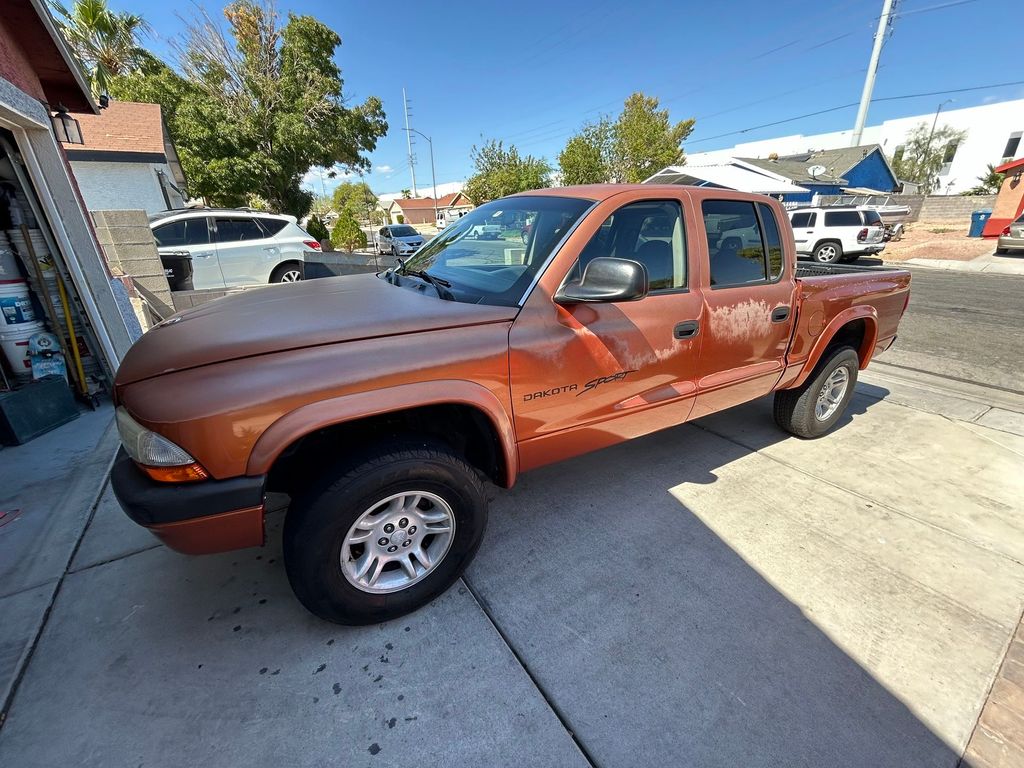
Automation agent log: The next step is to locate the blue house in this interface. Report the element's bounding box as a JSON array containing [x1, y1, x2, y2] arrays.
[[738, 144, 899, 204]]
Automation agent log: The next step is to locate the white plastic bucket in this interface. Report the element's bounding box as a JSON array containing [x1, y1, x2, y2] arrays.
[[0, 246, 20, 282], [0, 320, 44, 378], [0, 281, 36, 327]]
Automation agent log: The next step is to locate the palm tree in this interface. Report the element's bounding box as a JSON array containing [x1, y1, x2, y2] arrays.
[[50, 0, 150, 98]]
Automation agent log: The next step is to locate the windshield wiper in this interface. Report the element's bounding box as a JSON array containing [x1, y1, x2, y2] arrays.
[[405, 268, 454, 300]]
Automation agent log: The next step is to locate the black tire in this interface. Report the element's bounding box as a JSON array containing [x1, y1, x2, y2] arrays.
[[283, 439, 488, 625], [773, 346, 859, 439], [391, 245, 399, 259], [270, 261, 303, 283], [813, 241, 843, 263], [840, 253, 861, 263], [996, 247, 1009, 255]]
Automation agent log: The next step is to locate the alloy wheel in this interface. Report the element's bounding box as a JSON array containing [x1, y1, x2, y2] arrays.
[[814, 366, 850, 421]]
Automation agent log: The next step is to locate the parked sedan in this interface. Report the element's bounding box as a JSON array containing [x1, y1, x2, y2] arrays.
[[375, 225, 425, 258], [996, 213, 1024, 254]]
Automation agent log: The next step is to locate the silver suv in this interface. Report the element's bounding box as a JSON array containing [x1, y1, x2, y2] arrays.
[[150, 209, 321, 289]]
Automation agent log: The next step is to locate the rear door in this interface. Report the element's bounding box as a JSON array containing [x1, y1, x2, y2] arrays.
[[790, 211, 816, 253], [213, 215, 277, 286], [823, 209, 863, 252], [692, 197, 796, 419], [151, 216, 223, 289]]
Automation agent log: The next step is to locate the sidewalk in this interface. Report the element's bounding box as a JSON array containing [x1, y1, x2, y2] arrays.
[[0, 374, 1022, 767], [905, 249, 1024, 276]]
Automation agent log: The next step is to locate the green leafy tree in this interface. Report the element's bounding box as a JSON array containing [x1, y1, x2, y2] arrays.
[[612, 92, 695, 183], [330, 212, 366, 252], [558, 117, 614, 185], [400, 189, 412, 199], [961, 163, 1005, 195], [890, 122, 968, 194], [110, 1, 386, 217], [332, 181, 378, 223], [557, 93, 695, 185], [51, 0, 150, 98], [463, 140, 552, 204], [306, 214, 329, 242]]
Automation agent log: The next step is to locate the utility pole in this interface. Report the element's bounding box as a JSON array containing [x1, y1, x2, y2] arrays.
[[851, 0, 896, 147], [406, 128, 438, 225], [402, 88, 418, 197]]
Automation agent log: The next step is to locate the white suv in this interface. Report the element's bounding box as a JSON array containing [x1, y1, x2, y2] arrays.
[[150, 209, 321, 290], [788, 206, 885, 263]]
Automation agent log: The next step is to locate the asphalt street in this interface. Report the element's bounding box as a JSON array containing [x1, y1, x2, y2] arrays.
[[882, 266, 1024, 392]]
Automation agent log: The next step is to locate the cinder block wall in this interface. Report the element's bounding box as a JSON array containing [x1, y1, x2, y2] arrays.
[[917, 194, 996, 221], [91, 210, 172, 315]]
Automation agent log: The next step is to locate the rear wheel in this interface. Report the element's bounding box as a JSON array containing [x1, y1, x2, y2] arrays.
[[270, 261, 303, 283], [996, 247, 1009, 255], [773, 346, 859, 438], [283, 439, 488, 625], [813, 241, 843, 264]]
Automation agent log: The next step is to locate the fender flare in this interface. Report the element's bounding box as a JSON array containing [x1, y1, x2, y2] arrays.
[[792, 305, 878, 388], [246, 380, 518, 486]]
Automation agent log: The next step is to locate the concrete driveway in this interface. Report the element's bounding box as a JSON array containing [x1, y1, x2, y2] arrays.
[[0, 373, 1022, 767]]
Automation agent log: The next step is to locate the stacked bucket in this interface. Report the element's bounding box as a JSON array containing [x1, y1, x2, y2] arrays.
[[0, 231, 42, 382]]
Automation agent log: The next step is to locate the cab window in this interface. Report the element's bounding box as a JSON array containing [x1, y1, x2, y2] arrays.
[[703, 200, 767, 286], [757, 203, 784, 280], [573, 200, 686, 291]]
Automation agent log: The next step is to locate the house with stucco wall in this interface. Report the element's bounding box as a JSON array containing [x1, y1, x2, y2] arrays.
[[67, 100, 187, 214]]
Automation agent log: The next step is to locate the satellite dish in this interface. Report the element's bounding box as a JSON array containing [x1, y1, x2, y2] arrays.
[[808, 164, 827, 179]]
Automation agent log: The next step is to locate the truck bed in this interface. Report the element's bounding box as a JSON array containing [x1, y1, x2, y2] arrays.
[[794, 261, 905, 278]]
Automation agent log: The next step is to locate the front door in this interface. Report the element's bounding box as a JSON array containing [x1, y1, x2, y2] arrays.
[[509, 196, 704, 471], [151, 216, 223, 289], [692, 197, 796, 419]]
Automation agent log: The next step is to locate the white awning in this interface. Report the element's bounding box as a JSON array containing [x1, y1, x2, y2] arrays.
[[645, 163, 809, 195]]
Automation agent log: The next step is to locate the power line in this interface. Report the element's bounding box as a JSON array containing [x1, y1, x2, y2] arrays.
[[687, 78, 1024, 146]]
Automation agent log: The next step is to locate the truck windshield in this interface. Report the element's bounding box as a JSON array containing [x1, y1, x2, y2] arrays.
[[397, 195, 593, 306]]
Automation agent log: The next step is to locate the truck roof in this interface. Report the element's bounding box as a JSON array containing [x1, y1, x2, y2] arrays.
[[516, 184, 780, 203]]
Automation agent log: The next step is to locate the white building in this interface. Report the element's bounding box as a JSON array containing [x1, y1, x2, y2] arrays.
[[67, 101, 187, 214], [687, 99, 1024, 195]]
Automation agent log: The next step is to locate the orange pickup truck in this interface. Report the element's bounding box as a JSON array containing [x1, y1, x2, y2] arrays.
[[111, 185, 910, 624]]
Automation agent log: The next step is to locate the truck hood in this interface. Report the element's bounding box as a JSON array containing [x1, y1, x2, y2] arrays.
[[116, 273, 518, 385]]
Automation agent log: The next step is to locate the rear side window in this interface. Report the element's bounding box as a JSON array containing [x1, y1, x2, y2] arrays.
[[257, 217, 289, 236], [152, 217, 210, 247], [790, 211, 815, 228], [702, 200, 767, 287], [824, 211, 862, 227], [215, 217, 265, 242], [862, 209, 883, 226], [757, 203, 784, 280]]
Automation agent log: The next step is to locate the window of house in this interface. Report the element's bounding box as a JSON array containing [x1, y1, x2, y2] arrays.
[[1002, 132, 1022, 161], [215, 217, 266, 242], [892, 145, 905, 165], [939, 142, 959, 175], [152, 217, 210, 247], [573, 200, 686, 291], [702, 199, 767, 287]]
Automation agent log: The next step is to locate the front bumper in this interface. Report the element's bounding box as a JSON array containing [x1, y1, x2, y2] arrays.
[[395, 242, 423, 254], [110, 448, 266, 554]]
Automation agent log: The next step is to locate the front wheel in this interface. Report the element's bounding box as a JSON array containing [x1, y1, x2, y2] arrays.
[[773, 346, 859, 438], [813, 241, 843, 263], [283, 440, 488, 624]]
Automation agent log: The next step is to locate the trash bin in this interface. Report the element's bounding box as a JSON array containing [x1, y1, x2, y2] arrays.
[[159, 251, 194, 291], [968, 210, 992, 238]]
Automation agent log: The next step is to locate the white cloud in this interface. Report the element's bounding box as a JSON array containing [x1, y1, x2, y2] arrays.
[[375, 164, 394, 174]]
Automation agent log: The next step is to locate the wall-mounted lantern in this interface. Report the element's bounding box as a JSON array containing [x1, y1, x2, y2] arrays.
[[50, 106, 83, 145]]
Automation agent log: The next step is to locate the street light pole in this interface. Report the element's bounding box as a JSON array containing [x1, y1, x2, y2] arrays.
[[406, 127, 438, 226], [922, 99, 953, 194]]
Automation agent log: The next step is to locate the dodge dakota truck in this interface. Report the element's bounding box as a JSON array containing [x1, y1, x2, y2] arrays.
[[111, 185, 911, 624]]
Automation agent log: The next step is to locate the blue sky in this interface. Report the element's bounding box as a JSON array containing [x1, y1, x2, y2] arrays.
[[109, 0, 1021, 195]]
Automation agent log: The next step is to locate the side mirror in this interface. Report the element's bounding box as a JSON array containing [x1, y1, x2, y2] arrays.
[[555, 257, 649, 304]]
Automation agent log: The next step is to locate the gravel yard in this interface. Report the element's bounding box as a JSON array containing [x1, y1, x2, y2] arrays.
[[882, 221, 997, 262]]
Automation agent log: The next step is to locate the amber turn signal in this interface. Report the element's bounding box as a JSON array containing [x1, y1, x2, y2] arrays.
[[138, 463, 209, 483]]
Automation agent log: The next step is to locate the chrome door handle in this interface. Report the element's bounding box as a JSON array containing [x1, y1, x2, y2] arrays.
[[194, 251, 214, 258]]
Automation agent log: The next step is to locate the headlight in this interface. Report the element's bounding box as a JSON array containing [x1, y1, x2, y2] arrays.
[[116, 407, 208, 482]]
